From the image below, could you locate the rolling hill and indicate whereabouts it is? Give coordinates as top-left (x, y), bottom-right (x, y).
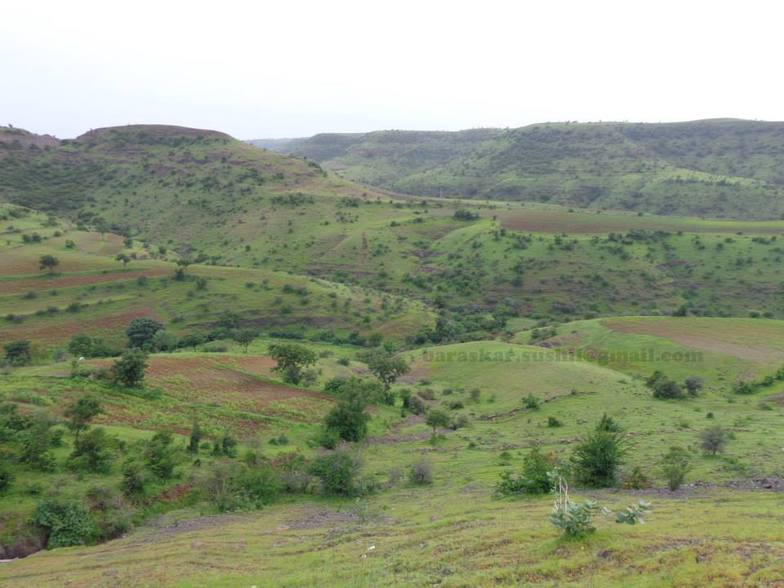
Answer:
top-left (253, 119), bottom-right (784, 219)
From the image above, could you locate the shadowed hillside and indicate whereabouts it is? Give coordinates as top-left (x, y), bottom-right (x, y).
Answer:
top-left (254, 119), bottom-right (784, 219)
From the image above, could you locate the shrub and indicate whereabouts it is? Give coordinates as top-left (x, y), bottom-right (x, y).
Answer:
top-left (646, 371), bottom-right (684, 399)
top-left (126, 318), bottom-right (164, 350)
top-left (522, 394), bottom-right (540, 410)
top-left (700, 426), bottom-right (729, 456)
top-left (18, 422), bottom-right (56, 471)
top-left (324, 395), bottom-right (369, 443)
top-left (622, 466), bottom-right (651, 490)
top-left (596, 413), bottom-right (622, 432)
top-left (426, 409), bottom-right (451, 435)
top-left (68, 428), bottom-right (114, 473)
top-left (309, 450), bottom-right (361, 496)
top-left (65, 396), bottom-right (102, 441)
top-left (547, 416), bottom-right (562, 428)
top-left (496, 446), bottom-right (554, 496)
top-left (120, 463), bottom-right (146, 499)
top-left (144, 431), bottom-right (178, 480)
top-left (615, 501), bottom-right (652, 525)
top-left (660, 446), bottom-right (692, 491)
top-left (269, 343), bottom-right (317, 384)
top-left (3, 340), bottom-right (32, 366)
top-left (0, 463), bottom-right (12, 494)
top-left (571, 426), bottom-right (627, 488)
top-left (409, 459), bottom-right (433, 485)
top-left (549, 475), bottom-right (605, 538)
top-left (112, 349), bottom-right (148, 387)
top-left (33, 499), bottom-right (94, 548)
top-left (684, 376), bottom-right (704, 397)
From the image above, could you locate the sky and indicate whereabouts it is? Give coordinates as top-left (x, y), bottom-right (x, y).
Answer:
top-left (2, 0), bottom-right (782, 139)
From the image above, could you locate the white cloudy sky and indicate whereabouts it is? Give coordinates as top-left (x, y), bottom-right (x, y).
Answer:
top-left (1, 0), bottom-right (781, 139)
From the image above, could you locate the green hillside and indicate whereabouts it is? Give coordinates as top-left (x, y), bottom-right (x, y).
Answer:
top-left (256, 119), bottom-right (784, 219)
top-left (5, 124), bottom-right (784, 586)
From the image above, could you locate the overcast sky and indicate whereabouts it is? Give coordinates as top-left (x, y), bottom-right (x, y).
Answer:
top-left (2, 0), bottom-right (782, 139)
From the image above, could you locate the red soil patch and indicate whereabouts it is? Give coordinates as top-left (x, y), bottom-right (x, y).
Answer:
top-left (602, 318), bottom-right (784, 364)
top-left (2, 268), bottom-right (170, 294)
top-left (144, 355), bottom-right (330, 420)
top-left (0, 307), bottom-right (158, 345)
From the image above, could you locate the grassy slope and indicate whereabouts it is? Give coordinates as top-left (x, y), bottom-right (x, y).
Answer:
top-left (0, 203), bottom-right (433, 351)
top-left (264, 119), bottom-right (784, 219)
top-left (4, 337), bottom-right (784, 585)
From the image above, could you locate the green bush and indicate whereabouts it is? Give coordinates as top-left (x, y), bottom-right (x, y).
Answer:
top-left (571, 425), bottom-right (627, 488)
top-left (0, 463), bottom-right (13, 494)
top-left (309, 450), bottom-right (362, 496)
top-left (409, 459), bottom-right (433, 485)
top-left (67, 428), bottom-right (114, 474)
top-left (33, 499), bottom-right (94, 548)
top-left (496, 446), bottom-right (554, 496)
top-left (112, 349), bottom-right (148, 388)
top-left (660, 446), bottom-right (692, 491)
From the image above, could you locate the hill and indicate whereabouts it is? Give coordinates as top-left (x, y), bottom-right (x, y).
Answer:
top-left (254, 119), bottom-right (784, 219)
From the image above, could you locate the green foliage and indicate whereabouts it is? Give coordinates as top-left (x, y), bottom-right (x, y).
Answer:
top-left (309, 450), bottom-right (362, 497)
top-left (0, 462), bottom-right (13, 494)
top-left (269, 343), bottom-right (317, 384)
top-left (33, 499), bottom-right (94, 548)
top-left (38, 254), bottom-right (59, 272)
top-left (67, 334), bottom-right (118, 358)
top-left (3, 339), bottom-right (32, 366)
top-left (64, 396), bottom-right (102, 440)
top-left (409, 459), bottom-right (433, 485)
top-left (324, 394), bottom-right (369, 443)
top-left (496, 446), bottom-right (554, 496)
top-left (188, 422), bottom-right (202, 454)
top-left (112, 349), bottom-right (148, 387)
top-left (549, 475), bottom-right (606, 539)
top-left (571, 424), bottom-right (627, 488)
top-left (660, 446), bottom-right (692, 491)
top-left (425, 409), bottom-right (451, 434)
top-left (233, 329), bottom-right (257, 352)
top-left (67, 428), bottom-right (114, 474)
top-left (144, 431), bottom-right (178, 480)
top-left (522, 394), bottom-right (540, 410)
top-left (615, 501), bottom-right (652, 525)
top-left (362, 348), bottom-right (409, 391)
top-left (17, 420), bottom-right (56, 471)
top-left (700, 426), bottom-right (729, 456)
top-left (622, 466), bottom-right (652, 490)
top-left (126, 318), bottom-right (164, 350)
top-left (646, 371), bottom-right (685, 399)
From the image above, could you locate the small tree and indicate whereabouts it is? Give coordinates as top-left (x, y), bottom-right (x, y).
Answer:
top-left (188, 421), bottom-right (202, 453)
top-left (684, 376), bottom-right (704, 397)
top-left (126, 318), bottom-right (164, 350)
top-left (700, 426), bottom-right (729, 456)
top-left (112, 349), bottom-right (148, 388)
top-left (269, 343), bottom-right (317, 384)
top-left (660, 446), bottom-right (692, 491)
top-left (67, 427), bottom-right (113, 473)
top-left (144, 431), bottom-right (178, 480)
top-left (39, 254), bottom-right (59, 273)
top-left (234, 329), bottom-right (257, 353)
top-left (64, 396), bottom-right (102, 441)
top-left (426, 409), bottom-right (451, 437)
top-left (571, 424), bottom-right (627, 488)
top-left (325, 395), bottom-right (370, 443)
top-left (115, 253), bottom-right (131, 267)
top-left (309, 450), bottom-right (361, 496)
top-left (3, 339), bottom-right (32, 366)
top-left (364, 349), bottom-right (409, 391)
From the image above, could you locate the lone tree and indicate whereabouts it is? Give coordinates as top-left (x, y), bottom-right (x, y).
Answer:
top-left (234, 329), bottom-right (257, 353)
top-left (269, 343), bottom-right (317, 384)
top-left (700, 425), bottom-right (729, 456)
top-left (112, 349), bottom-right (148, 387)
top-left (325, 394), bottom-right (370, 442)
top-left (115, 253), bottom-right (131, 267)
top-left (126, 318), bottom-right (164, 350)
top-left (425, 409), bottom-right (451, 437)
top-left (64, 397), bottom-right (102, 441)
top-left (39, 254), bottom-right (59, 273)
top-left (3, 340), bottom-right (32, 366)
top-left (365, 349), bottom-right (409, 391)
top-left (571, 419), bottom-right (628, 488)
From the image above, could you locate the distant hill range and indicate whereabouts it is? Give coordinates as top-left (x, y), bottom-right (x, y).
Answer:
top-left (250, 119), bottom-right (784, 219)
